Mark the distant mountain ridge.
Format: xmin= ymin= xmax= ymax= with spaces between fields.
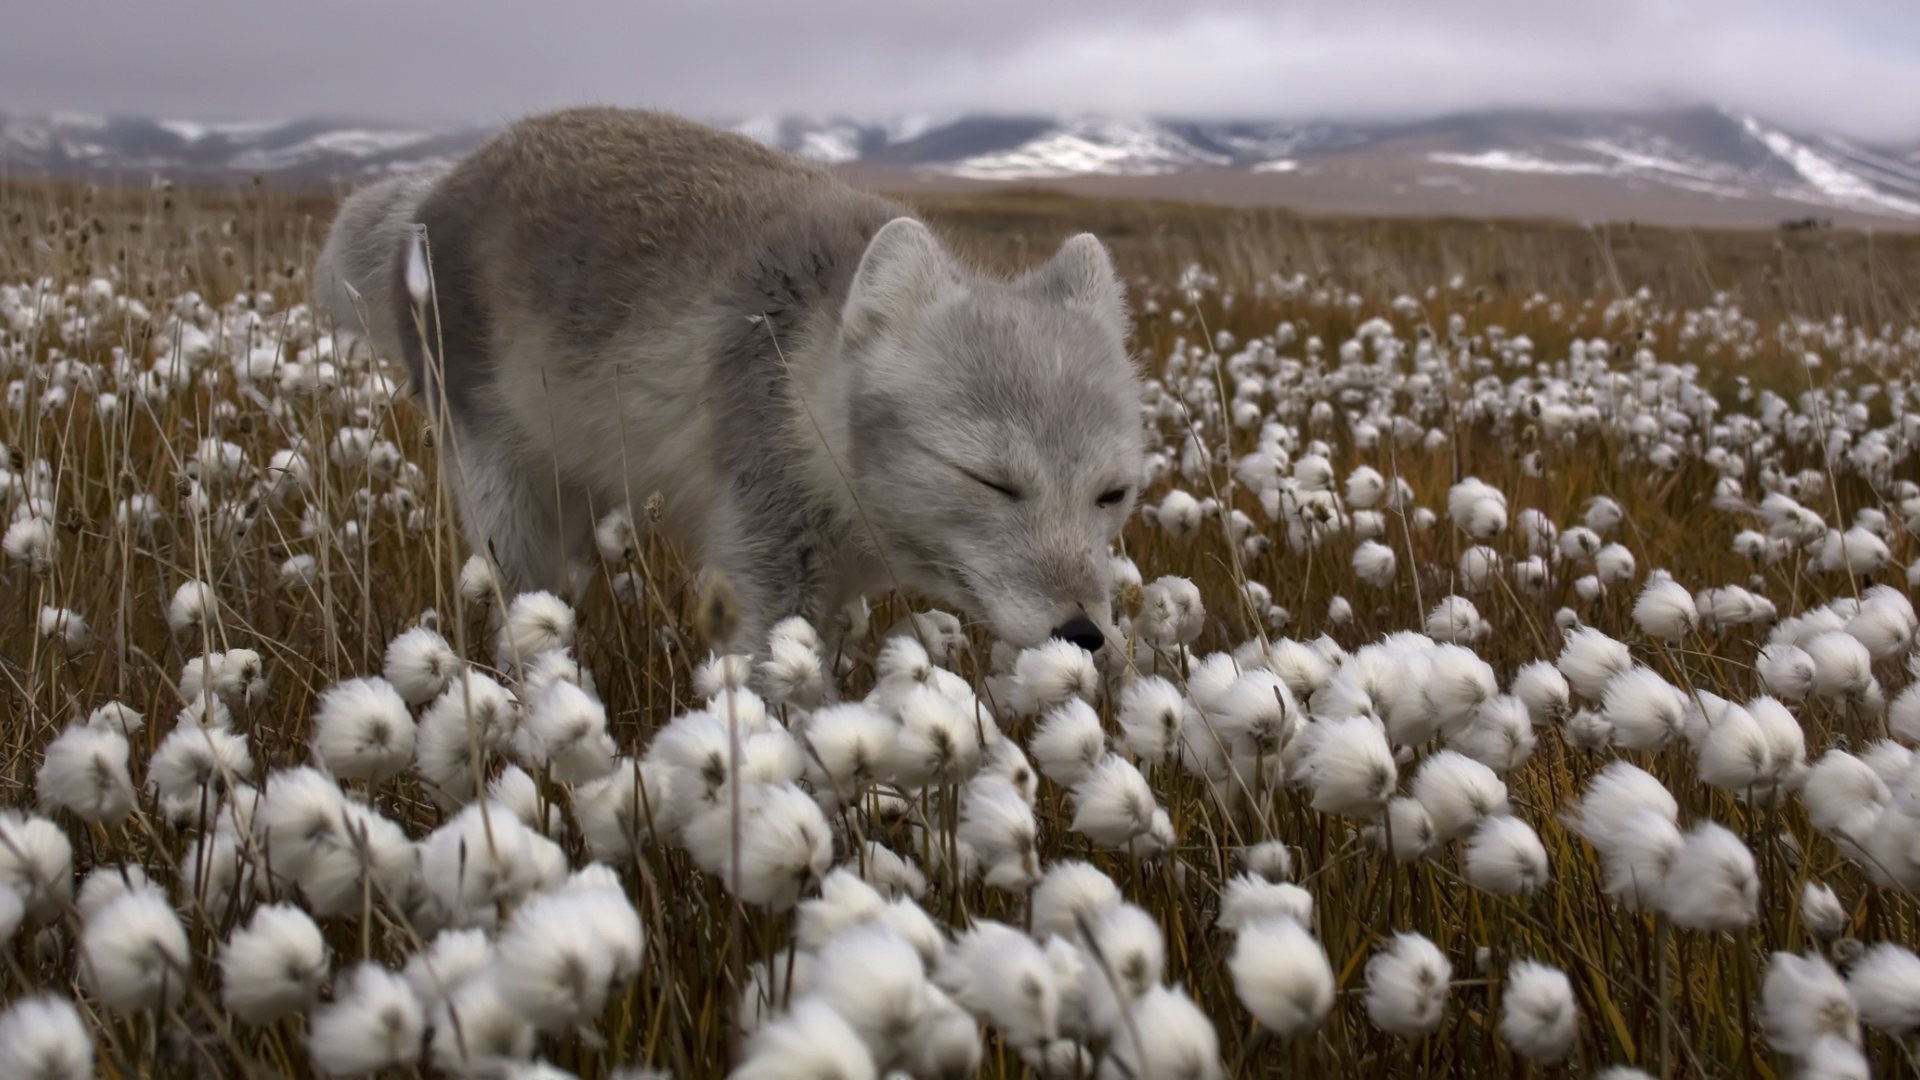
xmin=5 ymin=107 xmax=1918 ymax=228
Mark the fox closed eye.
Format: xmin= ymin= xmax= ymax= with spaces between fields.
xmin=960 ymin=467 xmax=1023 ymax=501
xmin=1097 ymin=487 xmax=1129 ymax=508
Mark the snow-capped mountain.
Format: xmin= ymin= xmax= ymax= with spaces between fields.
xmin=4 ymin=107 xmax=1916 ymax=227
xmin=0 ymin=113 xmax=489 ymax=182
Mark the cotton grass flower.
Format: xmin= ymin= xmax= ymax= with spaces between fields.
xmin=851 ymin=842 xmax=927 ymax=901
xmin=1240 ymin=839 xmax=1295 ymax=882
xmin=1803 ymin=631 xmax=1872 ymax=702
xmin=1137 ymin=576 xmax=1205 ymax=647
xmin=1326 ymin=595 xmax=1354 ymax=627
xmin=1686 ymin=696 xmax=1772 ymax=792
xmin=403 ymin=928 xmax=493 ymax=1012
xmin=1151 ymin=490 xmax=1203 ymax=540
xmin=1761 ymin=952 xmax=1859 ymax=1059
xmin=1594 ymin=542 xmax=1636 ymax=584
xmin=1465 ymin=815 xmax=1549 ymax=895
xmin=1411 ymin=750 xmax=1509 ymax=842
xmin=815 ymin=924 xmax=932 ymax=1063
xmin=0 ymin=811 xmax=74 ymax=921
xmin=80 ymin=886 xmax=191 ymax=1013
xmin=87 ymin=701 xmax=144 ymax=737
xmin=1801 ymin=1036 xmax=1870 ymax=1080
xmin=890 ymin=685 xmax=981 ymax=787
xmin=35 ymin=723 xmax=134 ymax=823
xmin=801 ymin=703 xmax=898 ymax=802
xmin=1891 ymin=682 xmax=1920 ymax=744
xmin=1800 ymin=749 xmax=1887 ymax=836
xmin=684 ymin=782 xmax=832 ymax=911
xmin=1447 ymin=477 xmax=1507 ymax=538
xmin=1657 ymin=821 xmax=1757 ymax=931
xmin=1364 ymin=796 xmax=1437 ymax=863
xmin=1098 ymin=985 xmax=1221 ymax=1080
xmin=1844 ymin=594 xmax=1915 ymax=661
xmin=1353 ymin=540 xmax=1397 ymax=587
xmin=313 ymin=676 xmax=416 ymax=782
xmin=493 ymin=889 xmax=622 ymax=1032
xmin=1009 ymin=638 xmax=1100 ymax=715
xmin=2 ymin=515 xmax=57 ymax=570
xmin=37 ymin=605 xmax=91 ymax=654
xmin=1567 ymin=761 xmax=1677 ymax=833
xmin=498 ymin=590 xmax=575 ymax=667
xmin=446 ymin=553 xmax=494 ymax=608
xmin=1366 ymin=932 xmax=1452 ymax=1037
xmin=733 ymin=997 xmax=877 ymax=1080
xmin=1847 ymin=943 xmax=1920 ymax=1034
xmin=1117 ymin=675 xmax=1190 ymax=767
xmin=1229 ymin=915 xmax=1333 ymax=1036
xmin=1083 ymin=901 xmax=1165 ymax=1003
xmin=165 ymin=578 xmax=215 ymax=634
xmin=219 ymin=902 xmax=328 ymax=1023
xmin=1600 ymin=666 xmax=1687 ymax=751
xmin=1299 ymin=715 xmax=1397 ymax=818
xmin=759 ymin=630 xmax=827 ymax=708
xmin=1757 ymin=643 xmax=1817 ymax=701
xmin=309 ymin=962 xmax=425 ymax=1075
xmin=959 ymin=775 xmax=1039 ymax=889
xmin=1214 ymin=669 xmax=1300 ymax=761
xmin=1446 ymin=694 xmax=1534 ymax=775
xmin=1800 ymin=881 xmax=1848 ymax=941
xmin=384 ymin=624 xmax=460 ymax=704
xmin=520 ymin=679 xmax=616 ymax=783
xmin=1510 ymin=661 xmax=1569 ymax=725
xmin=1031 ymin=860 xmax=1122 ymax=940
xmin=1031 ymin=699 xmax=1108 ymax=788
xmin=1425 ymin=595 xmax=1486 ymax=645
xmin=794 ymin=868 xmax=888 ymax=952
xmin=1069 ymin=755 xmax=1157 ymax=847
xmin=1217 ymin=873 xmax=1314 ymax=931
xmin=180 ymin=648 xmax=270 ymax=712
xmin=1499 ymin=960 xmax=1578 ymax=1063
xmin=418 ymin=801 xmax=553 ymax=928
xmin=427 ymin=971 xmax=536 ymax=1073
xmin=1633 ymin=575 xmax=1698 ymax=640
xmin=0 ymin=995 xmax=94 ymax=1080
xmin=1557 ymin=626 xmax=1632 ymax=699
xmin=939 ymin=921 xmax=1059 ymax=1050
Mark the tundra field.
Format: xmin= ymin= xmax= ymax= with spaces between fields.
xmin=3 ymin=177 xmax=1920 ymax=1080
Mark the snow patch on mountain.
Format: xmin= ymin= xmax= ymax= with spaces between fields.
xmin=1427 ymin=150 xmax=1608 ymax=175
xmin=230 ymin=129 xmax=434 ymax=171
xmin=945 ymin=117 xmax=1230 ymax=179
xmin=1740 ymin=117 xmax=1920 ymax=217
xmin=157 ymin=119 xmax=285 ymax=143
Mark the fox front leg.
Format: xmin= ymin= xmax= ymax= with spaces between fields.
xmin=703 ymin=484 xmax=837 ymax=660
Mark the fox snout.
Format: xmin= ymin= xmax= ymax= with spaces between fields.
xmin=1051 ymin=614 xmax=1106 ymax=653
xmin=965 ymin=545 xmax=1115 ymax=653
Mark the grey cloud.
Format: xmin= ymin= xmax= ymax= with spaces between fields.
xmin=1 ymin=0 xmax=1916 ymax=142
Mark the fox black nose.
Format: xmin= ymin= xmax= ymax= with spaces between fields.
xmin=1052 ymin=615 xmax=1105 ymax=653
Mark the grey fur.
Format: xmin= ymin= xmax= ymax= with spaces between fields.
xmin=311 ymin=168 xmax=445 ymax=370
xmin=316 ymin=107 xmax=1146 ymax=653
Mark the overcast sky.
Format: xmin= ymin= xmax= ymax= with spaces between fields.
xmin=5 ymin=1 xmax=1918 ymax=142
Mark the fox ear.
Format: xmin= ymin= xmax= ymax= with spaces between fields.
xmin=1029 ymin=233 xmax=1126 ymax=324
xmin=843 ymin=217 xmax=955 ymax=348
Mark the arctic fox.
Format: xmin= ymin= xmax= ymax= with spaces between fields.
xmin=315 ymin=108 xmax=1145 ymax=655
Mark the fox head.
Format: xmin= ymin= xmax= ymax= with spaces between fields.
xmin=835 ymin=217 xmax=1146 ymax=652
